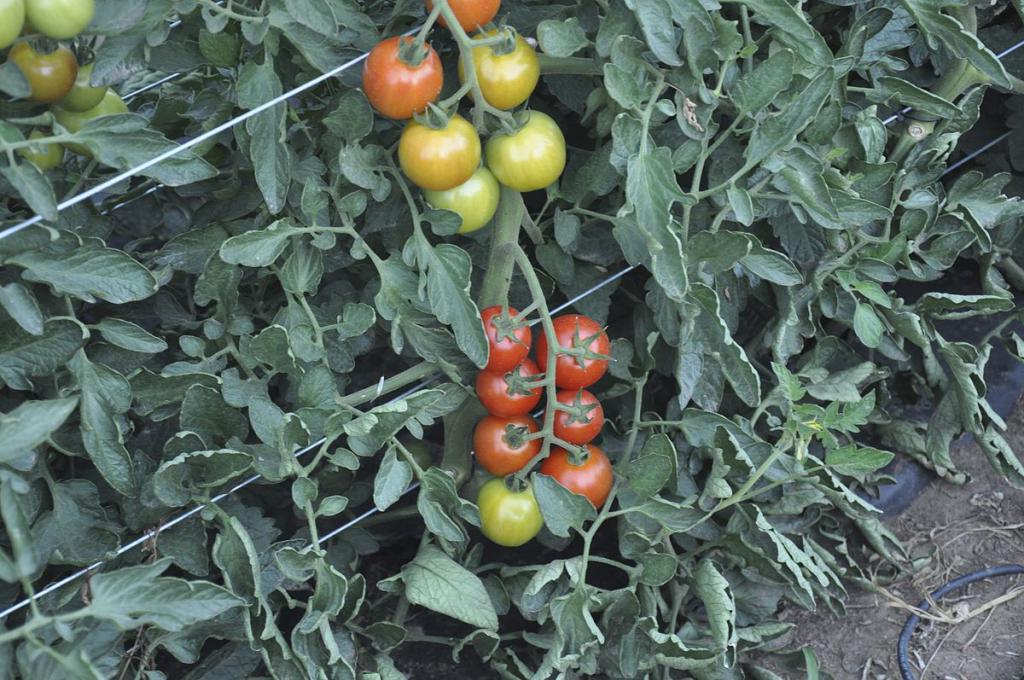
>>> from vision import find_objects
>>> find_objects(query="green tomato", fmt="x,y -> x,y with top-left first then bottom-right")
423,167 -> 500,234
17,130 -> 63,170
60,62 -> 107,112
484,110 -> 566,192
25,0 -> 94,40
0,0 -> 25,50
52,89 -> 128,155
476,477 -> 543,547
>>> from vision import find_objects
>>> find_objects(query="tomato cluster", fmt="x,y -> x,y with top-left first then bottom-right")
362,0 -> 566,235
471,308 -> 612,547
2,0 -> 127,168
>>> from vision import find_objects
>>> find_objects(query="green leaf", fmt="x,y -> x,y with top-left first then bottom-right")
0,319 -> 85,390
898,0 -> 1011,88
632,0 -> 682,66
625,433 -> 676,498
824,445 -> 894,476
180,385 -> 250,444
694,560 -> 737,651
730,49 -> 795,114
0,282 -> 44,336
10,243 -> 159,304
405,237 -> 488,368
726,185 -> 755,226
874,76 -> 961,119
915,292 -> 1015,319
690,284 -> 761,406
324,90 -> 374,143
533,473 -> 597,537
237,56 -> 290,212
624,147 -> 689,302
95,318 -> 168,353
0,397 -> 78,463
852,304 -> 884,348
0,60 -> 30,98
84,559 -> 245,631
736,0 -> 833,67
69,350 -> 137,497
537,18 -> 589,57
1,162 -> 57,222
219,220 -> 302,267
740,239 -> 803,285
401,545 -> 499,631
152,449 -> 253,507
374,447 -> 413,511
417,467 -> 470,544
745,68 -> 834,168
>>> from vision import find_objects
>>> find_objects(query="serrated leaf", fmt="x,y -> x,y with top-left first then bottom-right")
694,560 -> 736,651
374,447 -> 413,511
10,245 -> 158,304
0,397 -> 78,463
401,545 -> 498,630
96,318 -> 168,353
533,473 -> 596,537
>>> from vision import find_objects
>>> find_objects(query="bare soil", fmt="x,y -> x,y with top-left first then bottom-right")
782,401 -> 1024,680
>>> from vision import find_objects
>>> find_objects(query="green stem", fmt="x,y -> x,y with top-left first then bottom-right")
336,362 -> 438,408
997,258 -> 1024,291
1,133 -> 74,153
621,375 -> 648,464
477,187 -> 525,308
537,54 -> 603,76
196,0 -> 264,22
740,6 -> 754,74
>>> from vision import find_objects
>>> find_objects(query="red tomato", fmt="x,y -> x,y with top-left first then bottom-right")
362,35 -> 442,119
473,414 -> 540,476
476,358 -> 542,417
539,444 -> 613,508
481,305 -> 531,373
8,42 -> 77,103
426,0 -> 499,32
553,389 -> 604,445
534,315 -> 610,389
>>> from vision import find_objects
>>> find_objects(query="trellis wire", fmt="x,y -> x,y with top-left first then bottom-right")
0,25 -> 420,241
0,261 -> 636,620
1,24 -> 1019,624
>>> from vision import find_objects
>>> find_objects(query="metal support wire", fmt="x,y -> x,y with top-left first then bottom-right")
0,25 -> 420,242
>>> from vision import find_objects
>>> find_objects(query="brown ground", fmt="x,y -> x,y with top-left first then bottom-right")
782,400 -> 1024,680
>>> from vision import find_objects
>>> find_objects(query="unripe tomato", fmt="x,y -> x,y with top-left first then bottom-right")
479,305 -> 532,373
458,31 -> 539,110
59,62 -> 107,112
539,444 -> 612,508
52,89 -> 128,155
0,0 -> 25,50
424,166 -> 500,234
8,42 -> 77,103
535,314 -> 610,389
426,0 -> 499,31
17,130 -> 63,170
477,477 -> 543,547
25,0 -> 94,39
484,111 -> 566,192
399,114 -> 480,191
474,414 -> 540,476
476,358 -> 542,417
553,389 -> 604,445
362,36 -> 442,120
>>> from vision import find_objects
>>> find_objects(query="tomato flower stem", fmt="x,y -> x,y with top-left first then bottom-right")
478,187 -> 525,308
415,4 -> 443,44
335,361 -> 438,408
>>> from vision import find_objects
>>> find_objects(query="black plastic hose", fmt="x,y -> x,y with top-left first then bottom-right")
897,564 -> 1024,680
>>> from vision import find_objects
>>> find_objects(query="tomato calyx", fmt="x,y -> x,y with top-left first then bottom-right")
554,326 -> 612,368
486,27 -> 519,56
414,102 -> 452,130
502,365 -> 542,397
501,473 -> 530,494
396,35 -> 432,68
555,389 -> 600,425
501,422 -> 535,449
489,306 -> 530,347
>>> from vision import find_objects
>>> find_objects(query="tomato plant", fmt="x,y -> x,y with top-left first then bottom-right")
539,444 -> 613,508
476,358 -> 542,417
398,113 -> 480,191
0,0 -> 25,50
535,314 -> 610,389
58,61 -> 106,112
0,1 -> 1023,678
17,129 -> 62,169
476,477 -> 543,547
24,0 -> 93,39
473,414 -> 540,475
8,42 -> 77,103
459,30 -> 539,110
423,166 -> 500,234
478,304 -> 531,372
362,36 -> 443,120
484,110 -> 566,191
426,0 -> 499,32
553,389 -> 603,445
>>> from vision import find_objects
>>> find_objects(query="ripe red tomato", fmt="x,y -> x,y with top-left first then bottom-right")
398,114 -> 481,191
362,35 -> 442,120
553,389 -> 604,445
477,477 -> 543,547
25,0 -> 94,39
476,358 -> 542,417
8,42 -> 77,103
535,315 -> 610,390
473,414 -> 540,476
426,0 -> 499,31
481,305 -> 531,373
539,444 -> 613,508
